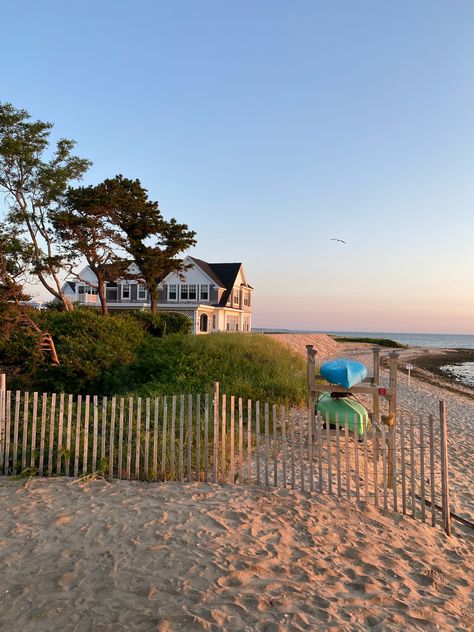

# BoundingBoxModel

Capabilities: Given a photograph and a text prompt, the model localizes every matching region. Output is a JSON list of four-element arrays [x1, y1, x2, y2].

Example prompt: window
[[121, 284, 130, 300], [243, 292, 250, 307], [200, 285, 209, 301], [138, 284, 147, 300], [180, 284, 189, 300], [233, 289, 240, 304], [78, 285, 85, 295], [189, 284, 197, 300], [168, 284, 177, 300], [212, 315, 216, 329], [199, 313, 208, 332]]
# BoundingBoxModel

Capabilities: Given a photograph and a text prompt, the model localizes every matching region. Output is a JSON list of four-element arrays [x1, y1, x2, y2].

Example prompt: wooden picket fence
[[0, 381, 452, 533]]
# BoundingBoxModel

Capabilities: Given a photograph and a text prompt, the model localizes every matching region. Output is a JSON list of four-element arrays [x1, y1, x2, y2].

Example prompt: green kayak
[[316, 393, 370, 436]]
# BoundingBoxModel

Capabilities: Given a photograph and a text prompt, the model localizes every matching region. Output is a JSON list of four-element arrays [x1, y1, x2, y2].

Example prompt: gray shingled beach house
[[62, 256, 253, 334]]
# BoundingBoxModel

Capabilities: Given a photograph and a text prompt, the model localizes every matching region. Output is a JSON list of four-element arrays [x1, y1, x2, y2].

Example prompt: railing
[[0, 380, 452, 533]]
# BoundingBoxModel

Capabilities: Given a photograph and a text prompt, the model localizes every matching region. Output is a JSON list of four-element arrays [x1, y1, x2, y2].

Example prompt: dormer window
[[200, 285, 209, 300], [168, 284, 177, 300]]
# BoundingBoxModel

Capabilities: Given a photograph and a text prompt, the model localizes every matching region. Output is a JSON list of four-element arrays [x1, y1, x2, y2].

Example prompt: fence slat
[[213, 384, 219, 483], [316, 413, 323, 493], [161, 397, 168, 481], [290, 408, 296, 489], [204, 394, 209, 482], [12, 391, 20, 474], [92, 396, 99, 472], [439, 401, 451, 536], [39, 393, 48, 476], [153, 397, 159, 480], [309, 407, 314, 492], [272, 404, 278, 487], [325, 413, 332, 495], [126, 398, 133, 480], [101, 396, 107, 462], [372, 420, 378, 508], [56, 393, 65, 475], [353, 414, 360, 501], [363, 416, 369, 503], [299, 409, 305, 492], [30, 392, 38, 470], [65, 394, 73, 476], [335, 414, 342, 497], [196, 394, 201, 482], [135, 398, 142, 479], [419, 417, 426, 523], [170, 396, 176, 480], [74, 395, 82, 478], [109, 397, 116, 479], [221, 394, 227, 483], [230, 396, 235, 484], [4, 391, 11, 474], [178, 395, 184, 482], [47, 393, 57, 476], [21, 392, 29, 471], [255, 401, 261, 486], [382, 422, 388, 511], [82, 395, 90, 476], [238, 398, 243, 483], [264, 403, 269, 487], [118, 398, 124, 479], [247, 400, 252, 484], [187, 394, 192, 482], [281, 405, 287, 488], [145, 398, 151, 479], [400, 415, 407, 515], [0, 383, 5, 472], [409, 417, 416, 518], [429, 414, 436, 527], [344, 415, 350, 498]]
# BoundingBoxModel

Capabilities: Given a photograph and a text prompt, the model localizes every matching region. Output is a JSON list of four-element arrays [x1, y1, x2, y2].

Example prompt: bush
[[128, 311, 192, 337]]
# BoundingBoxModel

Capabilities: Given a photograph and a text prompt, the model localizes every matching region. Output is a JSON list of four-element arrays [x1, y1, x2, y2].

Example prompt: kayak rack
[[306, 345, 400, 488]]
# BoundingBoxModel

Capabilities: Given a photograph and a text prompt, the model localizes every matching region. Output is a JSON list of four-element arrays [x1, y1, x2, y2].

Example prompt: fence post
[[213, 382, 219, 483], [0, 373, 6, 471], [439, 400, 451, 536]]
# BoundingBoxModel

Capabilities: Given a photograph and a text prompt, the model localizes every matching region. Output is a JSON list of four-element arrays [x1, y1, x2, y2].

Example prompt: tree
[[52, 186, 129, 315], [95, 175, 197, 313], [0, 102, 91, 311], [0, 226, 32, 305]]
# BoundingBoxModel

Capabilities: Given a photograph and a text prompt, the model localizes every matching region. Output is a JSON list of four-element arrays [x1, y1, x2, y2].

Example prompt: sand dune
[[0, 478, 473, 631]]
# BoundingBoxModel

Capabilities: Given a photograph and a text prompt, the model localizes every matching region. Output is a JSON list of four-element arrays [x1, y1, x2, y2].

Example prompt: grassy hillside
[[1, 309, 306, 404]]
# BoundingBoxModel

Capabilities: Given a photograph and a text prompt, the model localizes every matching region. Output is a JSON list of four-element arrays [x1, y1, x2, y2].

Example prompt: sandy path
[[0, 478, 473, 632]]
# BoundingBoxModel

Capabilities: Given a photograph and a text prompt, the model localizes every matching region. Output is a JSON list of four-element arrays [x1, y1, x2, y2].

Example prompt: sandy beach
[[1, 334, 473, 631], [0, 478, 473, 631]]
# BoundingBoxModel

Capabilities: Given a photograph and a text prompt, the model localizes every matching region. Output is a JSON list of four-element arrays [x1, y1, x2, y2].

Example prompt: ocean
[[256, 330, 474, 350]]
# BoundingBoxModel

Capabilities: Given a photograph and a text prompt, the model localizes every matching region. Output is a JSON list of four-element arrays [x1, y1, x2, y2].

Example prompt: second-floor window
[[189, 284, 197, 300], [180, 284, 189, 300], [138, 284, 147, 300], [233, 289, 240, 305], [168, 284, 177, 300], [121, 284, 130, 300], [200, 285, 209, 300], [243, 292, 250, 307]]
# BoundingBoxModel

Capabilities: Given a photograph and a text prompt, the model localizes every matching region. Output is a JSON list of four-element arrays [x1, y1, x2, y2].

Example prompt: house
[[61, 256, 253, 334]]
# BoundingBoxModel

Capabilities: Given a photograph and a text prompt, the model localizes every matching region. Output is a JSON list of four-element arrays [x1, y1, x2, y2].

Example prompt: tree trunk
[[149, 286, 158, 313], [97, 276, 109, 316]]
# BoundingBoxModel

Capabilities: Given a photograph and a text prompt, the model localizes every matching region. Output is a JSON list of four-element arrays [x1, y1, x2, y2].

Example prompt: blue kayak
[[319, 359, 367, 389]]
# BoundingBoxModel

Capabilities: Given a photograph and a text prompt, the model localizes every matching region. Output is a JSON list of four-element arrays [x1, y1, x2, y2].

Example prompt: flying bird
[[330, 238, 347, 244]]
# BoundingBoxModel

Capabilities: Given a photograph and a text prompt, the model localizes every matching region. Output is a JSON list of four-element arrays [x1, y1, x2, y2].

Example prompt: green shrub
[[128, 311, 192, 336]]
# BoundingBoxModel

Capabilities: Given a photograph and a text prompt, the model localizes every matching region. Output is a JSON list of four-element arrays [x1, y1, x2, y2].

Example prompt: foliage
[[128, 311, 192, 337], [332, 336, 407, 349], [95, 175, 196, 312], [0, 225, 33, 303], [0, 102, 91, 309]]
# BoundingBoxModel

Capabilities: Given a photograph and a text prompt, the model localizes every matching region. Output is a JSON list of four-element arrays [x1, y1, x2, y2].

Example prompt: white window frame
[[200, 284, 209, 301], [180, 284, 189, 300], [121, 284, 131, 301], [168, 284, 177, 301], [233, 289, 240, 305], [138, 284, 147, 300], [188, 284, 197, 301]]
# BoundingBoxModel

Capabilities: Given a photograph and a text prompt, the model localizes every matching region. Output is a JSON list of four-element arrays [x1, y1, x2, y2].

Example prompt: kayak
[[316, 392, 370, 436], [319, 358, 367, 389]]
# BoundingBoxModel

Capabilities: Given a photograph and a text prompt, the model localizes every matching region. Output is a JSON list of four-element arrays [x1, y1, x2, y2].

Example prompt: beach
[[1, 478, 473, 631], [1, 334, 473, 630]]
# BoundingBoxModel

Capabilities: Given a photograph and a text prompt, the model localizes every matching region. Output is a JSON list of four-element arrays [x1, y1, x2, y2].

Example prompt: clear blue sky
[[2, 1, 473, 333]]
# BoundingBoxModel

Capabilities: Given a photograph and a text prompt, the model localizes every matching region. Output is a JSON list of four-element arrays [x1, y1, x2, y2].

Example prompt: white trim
[[121, 283, 131, 301]]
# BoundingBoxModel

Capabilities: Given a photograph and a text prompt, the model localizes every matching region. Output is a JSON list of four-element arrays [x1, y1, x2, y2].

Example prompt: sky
[[1, 0, 473, 333]]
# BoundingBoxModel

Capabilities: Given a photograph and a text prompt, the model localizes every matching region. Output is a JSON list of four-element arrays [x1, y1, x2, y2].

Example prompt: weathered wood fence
[[0, 380, 452, 533]]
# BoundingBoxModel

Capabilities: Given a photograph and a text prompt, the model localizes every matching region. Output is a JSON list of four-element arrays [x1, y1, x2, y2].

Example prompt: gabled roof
[[189, 257, 252, 307]]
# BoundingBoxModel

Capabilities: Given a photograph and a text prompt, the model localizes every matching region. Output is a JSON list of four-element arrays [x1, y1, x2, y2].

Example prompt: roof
[[189, 257, 251, 307]]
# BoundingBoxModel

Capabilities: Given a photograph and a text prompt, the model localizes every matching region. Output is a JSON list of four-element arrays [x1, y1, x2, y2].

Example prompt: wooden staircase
[[17, 312, 60, 366]]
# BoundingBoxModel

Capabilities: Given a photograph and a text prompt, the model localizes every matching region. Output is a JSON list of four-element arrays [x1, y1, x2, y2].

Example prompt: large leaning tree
[[91, 175, 197, 313], [52, 186, 129, 316], [0, 102, 91, 311]]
